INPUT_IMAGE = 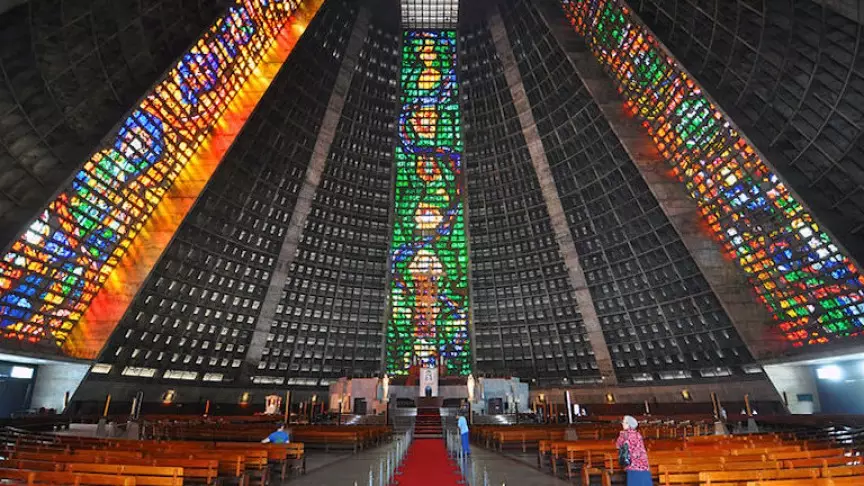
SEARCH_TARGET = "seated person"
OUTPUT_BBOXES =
[262,423,290,444]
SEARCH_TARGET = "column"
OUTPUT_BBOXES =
[488,11,618,385]
[244,8,372,375]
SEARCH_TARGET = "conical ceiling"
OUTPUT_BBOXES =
[0,0,861,394]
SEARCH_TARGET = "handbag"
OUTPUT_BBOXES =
[618,441,631,468]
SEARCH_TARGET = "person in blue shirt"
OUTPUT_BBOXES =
[457,415,470,456]
[262,423,290,444]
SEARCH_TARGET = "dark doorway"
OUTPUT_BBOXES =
[0,378,33,418]
[353,398,367,415]
[487,397,503,414]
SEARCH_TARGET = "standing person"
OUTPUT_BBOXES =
[615,415,651,485]
[262,423,290,444]
[457,414,470,456]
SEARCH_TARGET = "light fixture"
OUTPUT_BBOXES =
[161,390,176,405]
[816,365,844,381]
[239,392,251,405]
[10,366,34,379]
[681,389,692,402]
[605,393,616,404]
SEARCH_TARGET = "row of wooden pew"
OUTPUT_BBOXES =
[523,424,864,486]
[145,422,391,453]
[472,421,714,452]
[0,429,304,485]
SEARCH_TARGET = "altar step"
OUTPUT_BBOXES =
[414,407,443,438]
[415,396,442,408]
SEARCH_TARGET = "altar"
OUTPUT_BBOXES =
[327,372,529,416]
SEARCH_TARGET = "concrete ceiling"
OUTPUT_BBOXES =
[0,0,27,16]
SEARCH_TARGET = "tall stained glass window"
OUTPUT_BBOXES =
[0,0,306,350]
[561,0,864,349]
[387,30,471,375]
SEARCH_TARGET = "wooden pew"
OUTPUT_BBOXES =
[12,450,230,485]
[13,451,145,463]
[456,420,859,486]
[0,468,136,485]
[146,459,218,484]
[145,422,390,451]
[745,479,863,486]
[766,449,848,461]
[562,442,618,478]
[211,442,305,479]
[283,443,306,477]
[699,469,820,485]
[65,465,183,486]
[821,464,864,477]
[1,458,192,486]
[784,457,857,469]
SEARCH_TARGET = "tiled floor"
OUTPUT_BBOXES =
[276,446,397,485]
[459,447,574,486]
[302,449,354,474]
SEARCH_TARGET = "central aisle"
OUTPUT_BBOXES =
[391,439,462,486]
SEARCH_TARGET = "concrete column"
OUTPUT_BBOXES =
[380,31,403,374]
[488,11,617,385]
[244,8,372,375]
[532,0,785,359]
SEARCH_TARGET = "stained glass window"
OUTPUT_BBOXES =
[0,0,303,350]
[561,0,864,348]
[387,30,471,375]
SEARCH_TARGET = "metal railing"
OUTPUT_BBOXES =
[445,428,500,486]
[352,427,413,486]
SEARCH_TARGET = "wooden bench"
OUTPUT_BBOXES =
[820,465,864,477]
[745,479,864,486]
[146,459,218,484]
[283,443,305,477]
[699,469,820,485]
[784,457,857,469]
[0,468,136,485]
[145,423,390,451]
[766,449,848,461]
[1,428,327,486]
[13,451,145,463]
[562,442,618,478]
[492,429,565,452]
[291,430,365,452]
[65,465,183,486]
[12,449,228,485]
[1,459,190,486]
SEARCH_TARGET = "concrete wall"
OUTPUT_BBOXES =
[763,364,822,414]
[31,362,90,412]
[532,378,781,408]
[388,385,466,401]
[72,377,326,413]
[328,378,387,414]
[474,378,530,414]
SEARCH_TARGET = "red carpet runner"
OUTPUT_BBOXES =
[391,439,463,486]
